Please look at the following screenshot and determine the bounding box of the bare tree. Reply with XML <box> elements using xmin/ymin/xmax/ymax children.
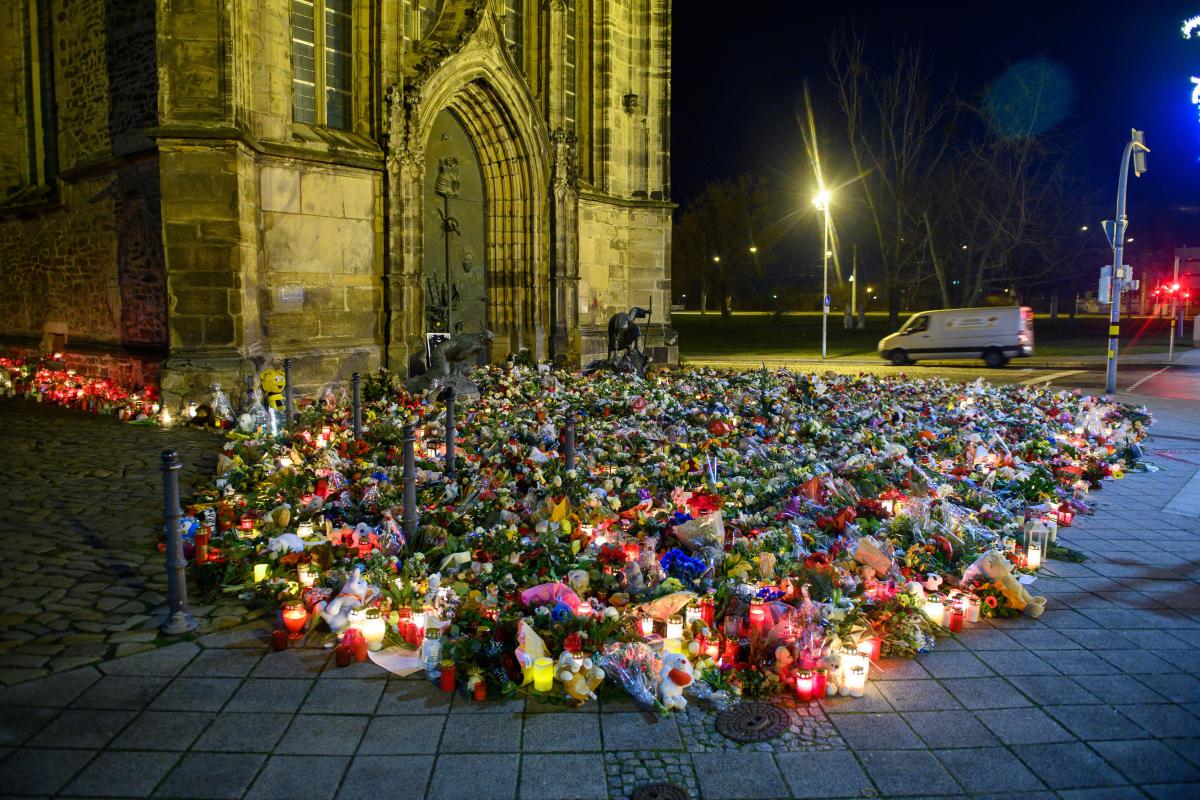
<box><xmin>829</xmin><ymin>31</ymin><xmax>956</xmax><ymax>325</ymax></box>
<box><xmin>671</xmin><ymin>175</ymin><xmax>777</xmax><ymax>317</ymax></box>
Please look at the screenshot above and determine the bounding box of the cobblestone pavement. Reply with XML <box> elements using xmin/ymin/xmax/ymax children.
<box><xmin>0</xmin><ymin>395</ymin><xmax>1198</xmax><ymax>799</ymax></box>
<box><xmin>0</xmin><ymin>399</ymin><xmax>263</xmax><ymax>685</ymax></box>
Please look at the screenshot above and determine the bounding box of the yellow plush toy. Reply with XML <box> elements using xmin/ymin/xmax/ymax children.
<box><xmin>963</xmin><ymin>550</ymin><xmax>1046</xmax><ymax>617</ymax></box>
<box><xmin>556</xmin><ymin>651</ymin><xmax>605</xmax><ymax>705</ymax></box>
<box><xmin>260</xmin><ymin>367</ymin><xmax>286</xmax><ymax>411</ymax></box>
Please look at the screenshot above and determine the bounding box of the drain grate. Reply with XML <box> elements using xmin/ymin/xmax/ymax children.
<box><xmin>714</xmin><ymin>701</ymin><xmax>789</xmax><ymax>743</ymax></box>
<box><xmin>630</xmin><ymin>783</ymin><xmax>690</xmax><ymax>800</ymax></box>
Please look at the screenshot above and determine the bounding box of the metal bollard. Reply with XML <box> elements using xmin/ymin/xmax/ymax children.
<box><xmin>564</xmin><ymin>406</ymin><xmax>576</xmax><ymax>473</ymax></box>
<box><xmin>283</xmin><ymin>358</ymin><xmax>294</xmax><ymax>423</ymax></box>
<box><xmin>351</xmin><ymin>372</ymin><xmax>363</xmax><ymax>440</ymax></box>
<box><xmin>402</xmin><ymin>424</ymin><xmax>418</xmax><ymax>541</ymax></box>
<box><xmin>161</xmin><ymin>450</ymin><xmax>198</xmax><ymax>635</ymax></box>
<box><xmin>443</xmin><ymin>386</ymin><xmax>457</xmax><ymax>479</ymax></box>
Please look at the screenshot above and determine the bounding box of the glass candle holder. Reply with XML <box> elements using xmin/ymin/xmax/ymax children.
<box><xmin>282</xmin><ymin>601</ymin><xmax>308</xmax><ymax>640</ymax></box>
<box><xmin>795</xmin><ymin>670</ymin><xmax>815</xmax><ymax>702</ymax></box>
<box><xmin>748</xmin><ymin>598</ymin><xmax>767</xmax><ymax>633</ymax></box>
<box><xmin>922</xmin><ymin>593</ymin><xmax>946</xmax><ymax>626</ymax></box>
<box><xmin>666</xmin><ymin>615</ymin><xmax>684</xmax><ymax>640</ymax></box>
<box><xmin>532</xmin><ymin>656</ymin><xmax>554</xmax><ymax>692</ymax></box>
<box><xmin>362</xmin><ymin>608</ymin><xmax>386</xmax><ymax>652</ymax></box>
<box><xmin>966</xmin><ymin>595</ymin><xmax>981</xmax><ymax>624</ymax></box>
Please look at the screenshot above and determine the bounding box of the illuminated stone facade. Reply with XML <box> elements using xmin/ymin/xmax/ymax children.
<box><xmin>0</xmin><ymin>0</ymin><xmax>674</xmax><ymax>403</ymax></box>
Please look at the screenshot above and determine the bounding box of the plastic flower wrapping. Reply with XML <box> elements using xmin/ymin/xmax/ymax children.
<box><xmin>47</xmin><ymin>360</ymin><xmax>1151</xmax><ymax>708</ymax></box>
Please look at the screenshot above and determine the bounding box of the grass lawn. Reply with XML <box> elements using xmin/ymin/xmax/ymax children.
<box><xmin>671</xmin><ymin>311</ymin><xmax>1193</xmax><ymax>360</ymax></box>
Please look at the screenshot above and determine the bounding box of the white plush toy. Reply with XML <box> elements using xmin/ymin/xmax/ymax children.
<box><xmin>659</xmin><ymin>651</ymin><xmax>694</xmax><ymax>711</ymax></box>
<box><xmin>315</xmin><ymin>566</ymin><xmax>378</xmax><ymax>632</ymax></box>
<box><xmin>922</xmin><ymin>572</ymin><xmax>944</xmax><ymax>592</ymax></box>
<box><xmin>267</xmin><ymin>533</ymin><xmax>307</xmax><ymax>554</ymax></box>
<box><xmin>556</xmin><ymin>651</ymin><xmax>605</xmax><ymax>704</ymax></box>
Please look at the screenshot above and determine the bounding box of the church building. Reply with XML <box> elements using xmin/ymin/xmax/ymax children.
<box><xmin>0</xmin><ymin>0</ymin><xmax>675</xmax><ymax>402</ymax></box>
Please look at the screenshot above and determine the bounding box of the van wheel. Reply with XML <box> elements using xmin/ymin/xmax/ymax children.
<box><xmin>983</xmin><ymin>348</ymin><xmax>1008</xmax><ymax>368</ymax></box>
<box><xmin>889</xmin><ymin>349</ymin><xmax>909</xmax><ymax>366</ymax></box>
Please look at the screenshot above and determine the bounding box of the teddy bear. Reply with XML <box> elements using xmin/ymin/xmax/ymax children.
<box><xmin>962</xmin><ymin>550</ymin><xmax>1046</xmax><ymax>617</ymax></box>
<box><xmin>659</xmin><ymin>651</ymin><xmax>694</xmax><ymax>711</ymax></box>
<box><xmin>922</xmin><ymin>572</ymin><xmax>944</xmax><ymax>592</ymax></box>
<box><xmin>315</xmin><ymin>566</ymin><xmax>379</xmax><ymax>632</ymax></box>
<box><xmin>556</xmin><ymin>651</ymin><xmax>605</xmax><ymax>705</ymax></box>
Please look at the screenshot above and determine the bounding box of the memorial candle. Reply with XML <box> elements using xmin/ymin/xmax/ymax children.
<box><xmin>532</xmin><ymin>656</ymin><xmax>554</xmax><ymax>692</ymax></box>
<box><xmin>795</xmin><ymin>669</ymin><xmax>815</xmax><ymax>701</ymax></box>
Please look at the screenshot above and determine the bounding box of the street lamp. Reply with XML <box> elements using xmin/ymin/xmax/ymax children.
<box><xmin>749</xmin><ymin>245</ymin><xmax>758</xmax><ymax>254</ymax></box>
<box><xmin>813</xmin><ymin>189</ymin><xmax>832</xmax><ymax>359</ymax></box>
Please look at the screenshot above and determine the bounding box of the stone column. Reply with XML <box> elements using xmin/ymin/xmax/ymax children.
<box><xmin>550</xmin><ymin>130</ymin><xmax>581</xmax><ymax>365</ymax></box>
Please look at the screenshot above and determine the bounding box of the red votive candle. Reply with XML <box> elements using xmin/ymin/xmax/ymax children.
<box><xmin>948</xmin><ymin>607</ymin><xmax>964</xmax><ymax>633</ymax></box>
<box><xmin>795</xmin><ymin>670</ymin><xmax>815</xmax><ymax>702</ymax></box>
<box><xmin>271</xmin><ymin>628</ymin><xmax>288</xmax><ymax>652</ymax></box>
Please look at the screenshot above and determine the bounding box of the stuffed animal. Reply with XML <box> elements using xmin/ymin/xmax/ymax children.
<box><xmin>520</xmin><ymin>582</ymin><xmax>580</xmax><ymax>613</ymax></box>
<box><xmin>962</xmin><ymin>550</ymin><xmax>1046</xmax><ymax>617</ymax></box>
<box><xmin>260</xmin><ymin>368</ymin><xmax>287</xmax><ymax>411</ymax></box>
<box><xmin>557</xmin><ymin>651</ymin><xmax>605</xmax><ymax>705</ymax></box>
<box><xmin>315</xmin><ymin>566</ymin><xmax>379</xmax><ymax>632</ymax></box>
<box><xmin>267</xmin><ymin>533</ymin><xmax>307</xmax><ymax>554</ymax></box>
<box><xmin>922</xmin><ymin>573</ymin><xmax>944</xmax><ymax>592</ymax></box>
<box><xmin>659</xmin><ymin>651</ymin><xmax>694</xmax><ymax>711</ymax></box>
<box><xmin>774</xmin><ymin>645</ymin><xmax>795</xmax><ymax>682</ymax></box>
<box><xmin>566</xmin><ymin>569</ymin><xmax>590</xmax><ymax>594</ymax></box>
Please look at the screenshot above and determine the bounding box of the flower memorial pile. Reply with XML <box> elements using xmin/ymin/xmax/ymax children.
<box><xmin>180</xmin><ymin>364</ymin><xmax>1149</xmax><ymax>710</ymax></box>
<box><xmin>1</xmin><ymin>354</ymin><xmax>162</xmax><ymax>421</ymax></box>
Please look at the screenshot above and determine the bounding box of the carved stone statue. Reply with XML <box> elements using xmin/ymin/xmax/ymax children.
<box><xmin>435</xmin><ymin>157</ymin><xmax>460</xmax><ymax>198</ymax></box>
<box><xmin>406</xmin><ymin>329</ymin><xmax>493</xmax><ymax>399</ymax></box>
<box><xmin>584</xmin><ymin>307</ymin><xmax>653</xmax><ymax>378</ymax></box>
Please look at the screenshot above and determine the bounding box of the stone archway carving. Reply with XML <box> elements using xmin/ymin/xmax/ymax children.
<box><xmin>383</xmin><ymin>8</ymin><xmax>554</xmax><ymax>369</ymax></box>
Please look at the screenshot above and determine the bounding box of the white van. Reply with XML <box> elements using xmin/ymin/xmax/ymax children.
<box><xmin>878</xmin><ymin>306</ymin><xmax>1034</xmax><ymax>367</ymax></box>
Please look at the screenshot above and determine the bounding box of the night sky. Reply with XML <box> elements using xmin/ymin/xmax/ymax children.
<box><xmin>671</xmin><ymin>1</ymin><xmax>1199</xmax><ymax>283</ymax></box>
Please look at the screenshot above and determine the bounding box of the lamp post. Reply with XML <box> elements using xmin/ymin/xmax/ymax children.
<box><xmin>813</xmin><ymin>189</ymin><xmax>832</xmax><ymax>359</ymax></box>
<box><xmin>1102</xmin><ymin>129</ymin><xmax>1149</xmax><ymax>396</ymax></box>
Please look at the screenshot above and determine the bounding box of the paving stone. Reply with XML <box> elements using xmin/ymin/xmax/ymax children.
<box><xmin>1090</xmin><ymin>739</ymin><xmax>1200</xmax><ymax>784</ymax></box>
<box><xmin>154</xmin><ymin>752</ymin><xmax>267</xmax><ymax>800</ymax></box>
<box><xmin>1014</xmin><ymin>741</ymin><xmax>1131</xmax><ymax>789</ymax></box>
<box><xmin>71</xmin><ymin>675</ymin><xmax>170</xmax><ymax>710</ymax></box>
<box><xmin>975</xmin><ymin>707</ymin><xmax>1075</xmax><ymax>744</ymax></box>
<box><xmin>875</xmin><ymin>679</ymin><xmax>962</xmax><ymax>711</ymax></box>
<box><xmin>692</xmin><ymin>751</ymin><xmax>787</xmax><ymax>800</ymax></box>
<box><xmin>0</xmin><ymin>667</ymin><xmax>101</xmax><ymax>707</ymax></box>
<box><xmin>60</xmin><ymin>749</ymin><xmax>180</xmax><ymax>797</ymax></box>
<box><xmin>936</xmin><ymin>746</ymin><xmax>1045</xmax><ymax>793</ymax></box>
<box><xmin>519</xmin><ymin>753</ymin><xmax>607</xmax><ymax>800</ymax></box>
<box><xmin>226</xmin><ymin>678</ymin><xmax>314</xmax><ymax>713</ymax></box>
<box><xmin>0</xmin><ymin>705</ymin><xmax>59</xmax><ymax>746</ymax></box>
<box><xmin>439</xmin><ymin>712</ymin><xmax>523</xmax><ymax>753</ymax></box>
<box><xmin>1044</xmin><ymin>704</ymin><xmax>1147</xmax><ymax>740</ymax></box>
<box><xmin>941</xmin><ymin>676</ymin><xmax>1033</xmax><ymax>710</ymax></box>
<box><xmin>373</xmin><ymin>677</ymin><xmax>453</xmax><ymax>716</ymax></box>
<box><xmin>250</xmin><ymin>649</ymin><xmax>328</xmax><ymax>679</ymax></box>
<box><xmin>100</xmin><ymin>643</ymin><xmax>200</xmax><ymax>677</ymax></box>
<box><xmin>180</xmin><ymin>647</ymin><xmax>263</xmax><ymax>678</ymax></box>
<box><xmin>245</xmin><ymin>754</ymin><xmax>349</xmax><ymax>800</ymax></box>
<box><xmin>522</xmin><ymin>710</ymin><xmax>602</xmax><ymax>752</ymax></box>
<box><xmin>356</xmin><ymin>714</ymin><xmax>446</xmax><ymax>755</ymax></box>
<box><xmin>828</xmin><ymin>712</ymin><xmax>923</xmax><ymax>749</ymax></box>
<box><xmin>275</xmin><ymin>714</ymin><xmax>368</xmax><ymax>755</ymax></box>
<box><xmin>337</xmin><ymin>754</ymin><xmax>433</xmax><ymax>800</ymax></box>
<box><xmin>1072</xmin><ymin>673</ymin><xmax>1166</xmax><ymax>704</ymax></box>
<box><xmin>0</xmin><ymin>746</ymin><xmax>97</xmax><ymax>796</ymax></box>
<box><xmin>1114</xmin><ymin>703</ymin><xmax>1200</xmax><ymax>738</ymax></box>
<box><xmin>149</xmin><ymin>677</ymin><xmax>241</xmax><ymax>712</ymax></box>
<box><xmin>902</xmin><ymin>709</ymin><xmax>1000</xmax><ymax>749</ymax></box>
<box><xmin>816</xmin><ymin>681</ymin><xmax>893</xmax><ymax>713</ymax></box>
<box><xmin>919</xmin><ymin>651</ymin><xmax>996</xmax><ymax>678</ymax></box>
<box><xmin>1014</xmin><ymin>674</ymin><xmax>1102</xmax><ymax>706</ymax></box>
<box><xmin>110</xmin><ymin>710</ymin><xmax>214</xmax><ymax>751</ymax></box>
<box><xmin>775</xmin><ymin>749</ymin><xmax>873</xmax><ymax>798</ymax></box>
<box><xmin>301</xmin><ymin>676</ymin><xmax>385</xmax><ymax>715</ymax></box>
<box><xmin>857</xmin><ymin>748</ymin><xmax>962</xmax><ymax>795</ymax></box>
<box><xmin>602</xmin><ymin>711</ymin><xmax>682</xmax><ymax>751</ymax></box>
<box><xmin>426</xmin><ymin>753</ymin><xmax>518</xmax><ymax>800</ymax></box>
<box><xmin>30</xmin><ymin>708</ymin><xmax>138</xmax><ymax>749</ymax></box>
<box><xmin>192</xmin><ymin>713</ymin><xmax>292</xmax><ymax>753</ymax></box>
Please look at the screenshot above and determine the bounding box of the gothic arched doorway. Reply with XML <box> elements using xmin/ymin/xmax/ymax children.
<box><xmin>422</xmin><ymin>109</ymin><xmax>487</xmax><ymax>338</ymax></box>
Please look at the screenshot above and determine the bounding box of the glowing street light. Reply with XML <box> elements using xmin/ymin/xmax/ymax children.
<box><xmin>813</xmin><ymin>187</ymin><xmax>832</xmax><ymax>358</ymax></box>
<box><xmin>1081</xmin><ymin>225</ymin><xmax>1089</xmax><ymax>231</ymax></box>
<box><xmin>712</xmin><ymin>255</ymin><xmax>721</xmax><ymax>263</ymax></box>
<box><xmin>749</xmin><ymin>245</ymin><xmax>758</xmax><ymax>254</ymax></box>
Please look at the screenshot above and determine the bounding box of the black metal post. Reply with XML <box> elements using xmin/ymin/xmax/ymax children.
<box><xmin>564</xmin><ymin>406</ymin><xmax>576</xmax><ymax>473</ymax></box>
<box><xmin>402</xmin><ymin>424</ymin><xmax>418</xmax><ymax>540</ymax></box>
<box><xmin>282</xmin><ymin>358</ymin><xmax>294</xmax><ymax>423</ymax></box>
<box><xmin>161</xmin><ymin>450</ymin><xmax>198</xmax><ymax>635</ymax></box>
<box><xmin>351</xmin><ymin>372</ymin><xmax>363</xmax><ymax>440</ymax></box>
<box><xmin>443</xmin><ymin>386</ymin><xmax>457</xmax><ymax>479</ymax></box>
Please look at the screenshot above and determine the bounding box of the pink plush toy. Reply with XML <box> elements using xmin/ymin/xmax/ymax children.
<box><xmin>520</xmin><ymin>582</ymin><xmax>580</xmax><ymax>612</ymax></box>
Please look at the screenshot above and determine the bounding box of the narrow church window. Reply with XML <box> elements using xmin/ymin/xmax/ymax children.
<box><xmin>290</xmin><ymin>0</ymin><xmax>352</xmax><ymax>130</ymax></box>
<box><xmin>564</xmin><ymin>0</ymin><xmax>576</xmax><ymax>131</ymax></box>
<box><xmin>418</xmin><ymin>0</ymin><xmax>444</xmax><ymax>40</ymax></box>
<box><xmin>24</xmin><ymin>0</ymin><xmax>57</xmax><ymax>186</ymax></box>
<box><xmin>503</xmin><ymin>0</ymin><xmax>524</xmax><ymax>65</ymax></box>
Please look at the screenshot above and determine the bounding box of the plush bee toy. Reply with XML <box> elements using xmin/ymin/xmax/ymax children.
<box><xmin>260</xmin><ymin>367</ymin><xmax>287</xmax><ymax>412</ymax></box>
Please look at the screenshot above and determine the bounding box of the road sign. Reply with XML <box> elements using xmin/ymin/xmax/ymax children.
<box><xmin>823</xmin><ymin>294</ymin><xmax>830</xmax><ymax>309</ymax></box>
<box><xmin>1101</xmin><ymin>219</ymin><xmax>1126</xmax><ymax>250</ymax></box>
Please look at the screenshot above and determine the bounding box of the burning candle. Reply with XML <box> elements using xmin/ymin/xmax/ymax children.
<box><xmin>846</xmin><ymin>665</ymin><xmax>867</xmax><ymax>697</ymax></box>
<box><xmin>814</xmin><ymin>667</ymin><xmax>829</xmax><ymax>698</ymax></box>
<box><xmin>666</xmin><ymin>615</ymin><xmax>684</xmax><ymax>640</ymax></box>
<box><xmin>856</xmin><ymin>636</ymin><xmax>882</xmax><ymax>662</ymax></box>
<box><xmin>966</xmin><ymin>595</ymin><xmax>981</xmax><ymax>624</ymax></box>
<box><xmin>298</xmin><ymin>564</ymin><xmax>317</xmax><ymax>588</ymax></box>
<box><xmin>947</xmin><ymin>606</ymin><xmax>964</xmax><ymax>633</ymax></box>
<box><xmin>532</xmin><ymin>656</ymin><xmax>554</xmax><ymax>692</ymax></box>
<box><xmin>700</xmin><ymin>597</ymin><xmax>715</xmax><ymax>627</ymax></box>
<box><xmin>397</xmin><ymin>607</ymin><xmax>413</xmax><ymax>642</ymax></box>
<box><xmin>922</xmin><ymin>593</ymin><xmax>945</xmax><ymax>626</ymax></box>
<box><xmin>623</xmin><ymin>542</ymin><xmax>640</xmax><ymax>563</ymax></box>
<box><xmin>639</xmin><ymin>615</ymin><xmax>654</xmax><ymax>638</ymax></box>
<box><xmin>795</xmin><ymin>669</ymin><xmax>815</xmax><ymax>701</ymax></box>
<box><xmin>684</xmin><ymin>603</ymin><xmax>701</xmax><ymax>626</ymax></box>
<box><xmin>722</xmin><ymin>637</ymin><xmax>739</xmax><ymax>665</ymax></box>
<box><xmin>282</xmin><ymin>601</ymin><xmax>308</xmax><ymax>640</ymax></box>
<box><xmin>1026</xmin><ymin>543</ymin><xmax>1043</xmax><ymax>570</ymax></box>
<box><xmin>252</xmin><ymin>563</ymin><xmax>269</xmax><ymax>583</ymax></box>
<box><xmin>1055</xmin><ymin>502</ymin><xmax>1074</xmax><ymax>528</ymax></box>
<box><xmin>239</xmin><ymin>517</ymin><xmax>255</xmax><ymax>534</ymax></box>
<box><xmin>576</xmin><ymin>601</ymin><xmax>593</xmax><ymax>619</ymax></box>
<box><xmin>297</xmin><ymin>521</ymin><xmax>314</xmax><ymax>539</ymax></box>
<box><xmin>748</xmin><ymin>598</ymin><xmax>767</xmax><ymax>633</ymax></box>
<box><xmin>362</xmin><ymin>608</ymin><xmax>386</xmax><ymax>651</ymax></box>
<box><xmin>839</xmin><ymin>647</ymin><xmax>868</xmax><ymax>697</ymax></box>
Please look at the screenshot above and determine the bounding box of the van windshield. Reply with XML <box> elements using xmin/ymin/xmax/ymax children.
<box><xmin>900</xmin><ymin>315</ymin><xmax>928</xmax><ymax>334</ymax></box>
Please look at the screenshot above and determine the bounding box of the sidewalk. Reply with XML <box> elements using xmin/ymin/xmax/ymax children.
<box><xmin>1</xmin><ymin>403</ymin><xmax>1197</xmax><ymax>799</ymax></box>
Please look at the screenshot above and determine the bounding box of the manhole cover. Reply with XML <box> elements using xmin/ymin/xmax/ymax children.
<box><xmin>715</xmin><ymin>701</ymin><xmax>789</xmax><ymax>742</ymax></box>
<box><xmin>630</xmin><ymin>783</ymin><xmax>689</xmax><ymax>800</ymax></box>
